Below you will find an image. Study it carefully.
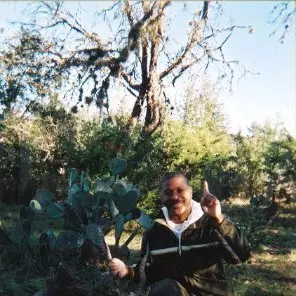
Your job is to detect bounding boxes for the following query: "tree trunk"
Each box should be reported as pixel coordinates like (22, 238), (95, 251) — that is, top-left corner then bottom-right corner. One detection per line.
(143, 75), (160, 134)
(130, 1), (165, 135)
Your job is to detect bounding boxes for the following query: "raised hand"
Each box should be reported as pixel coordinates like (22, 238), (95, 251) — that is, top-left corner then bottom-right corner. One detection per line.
(200, 181), (224, 224)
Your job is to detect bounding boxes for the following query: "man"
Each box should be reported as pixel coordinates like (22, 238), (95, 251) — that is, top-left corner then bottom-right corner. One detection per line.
(109, 173), (251, 296)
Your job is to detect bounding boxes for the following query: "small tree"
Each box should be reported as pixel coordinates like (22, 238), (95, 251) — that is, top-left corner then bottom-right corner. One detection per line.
(232, 122), (289, 198)
(183, 80), (227, 132)
(264, 135), (296, 202)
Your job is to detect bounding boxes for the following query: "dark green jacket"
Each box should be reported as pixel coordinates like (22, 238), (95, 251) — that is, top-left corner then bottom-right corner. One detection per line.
(134, 212), (251, 296)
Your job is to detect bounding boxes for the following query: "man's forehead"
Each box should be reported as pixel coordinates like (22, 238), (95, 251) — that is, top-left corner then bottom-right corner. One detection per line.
(163, 176), (188, 188)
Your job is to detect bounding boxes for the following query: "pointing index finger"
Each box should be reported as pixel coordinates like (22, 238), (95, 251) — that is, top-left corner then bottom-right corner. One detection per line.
(203, 180), (209, 193)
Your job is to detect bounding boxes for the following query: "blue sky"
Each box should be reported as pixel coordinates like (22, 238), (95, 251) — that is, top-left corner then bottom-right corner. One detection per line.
(220, 1), (295, 136)
(1, 1), (295, 136)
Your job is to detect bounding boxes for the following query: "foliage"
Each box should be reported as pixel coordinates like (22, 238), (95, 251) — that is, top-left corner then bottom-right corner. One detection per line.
(183, 80), (227, 132)
(0, 104), (137, 203)
(159, 111), (233, 199)
(65, 114), (140, 176)
(229, 122), (289, 199)
(0, 101), (79, 203)
(0, 76), (25, 115)
(264, 134), (296, 200)
(1, 93), (295, 212)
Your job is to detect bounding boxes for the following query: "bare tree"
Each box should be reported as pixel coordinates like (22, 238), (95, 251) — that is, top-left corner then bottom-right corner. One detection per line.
(269, 0), (296, 42)
(0, 1), (250, 135)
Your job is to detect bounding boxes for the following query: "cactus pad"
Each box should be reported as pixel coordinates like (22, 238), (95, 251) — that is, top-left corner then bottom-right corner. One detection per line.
(35, 188), (55, 209)
(109, 158), (127, 176)
(115, 189), (139, 214)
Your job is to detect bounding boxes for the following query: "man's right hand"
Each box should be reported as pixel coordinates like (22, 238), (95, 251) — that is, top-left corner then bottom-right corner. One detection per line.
(200, 181), (224, 224)
(108, 258), (132, 279)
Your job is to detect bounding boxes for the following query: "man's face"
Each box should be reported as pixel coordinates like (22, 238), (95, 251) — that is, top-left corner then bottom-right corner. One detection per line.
(161, 176), (193, 222)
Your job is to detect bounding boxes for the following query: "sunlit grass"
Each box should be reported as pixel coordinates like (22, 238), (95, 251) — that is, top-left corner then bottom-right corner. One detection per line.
(224, 198), (296, 296)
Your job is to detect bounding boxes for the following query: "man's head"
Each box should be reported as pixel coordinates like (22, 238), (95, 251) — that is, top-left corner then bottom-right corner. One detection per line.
(160, 173), (193, 223)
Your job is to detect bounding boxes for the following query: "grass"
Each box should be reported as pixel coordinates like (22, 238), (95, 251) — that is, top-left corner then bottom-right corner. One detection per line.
(223, 199), (296, 296)
(0, 198), (296, 295)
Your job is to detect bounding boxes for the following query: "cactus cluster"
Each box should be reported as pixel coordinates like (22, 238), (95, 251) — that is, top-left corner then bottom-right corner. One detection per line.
(0, 157), (154, 271)
(30, 188), (64, 219)
(0, 157), (156, 296)
(4, 157), (154, 265)
(63, 157), (153, 247)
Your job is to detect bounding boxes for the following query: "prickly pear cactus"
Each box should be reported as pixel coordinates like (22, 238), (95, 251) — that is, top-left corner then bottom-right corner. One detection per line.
(35, 188), (55, 208)
(56, 231), (85, 249)
(83, 177), (91, 192)
(67, 169), (91, 204)
(108, 199), (120, 219)
(11, 220), (31, 244)
(94, 179), (112, 194)
(19, 205), (36, 221)
(113, 182), (127, 196)
(115, 189), (140, 215)
(114, 212), (134, 246)
(68, 168), (79, 187)
(67, 183), (81, 205)
(46, 202), (64, 219)
(29, 188), (56, 217)
(63, 204), (85, 231)
(45, 163), (153, 258)
(85, 223), (104, 247)
(136, 211), (154, 229)
(114, 214), (125, 246)
(46, 230), (57, 249)
(30, 199), (43, 213)
(83, 193), (98, 211)
(109, 157), (127, 176)
(71, 191), (84, 209)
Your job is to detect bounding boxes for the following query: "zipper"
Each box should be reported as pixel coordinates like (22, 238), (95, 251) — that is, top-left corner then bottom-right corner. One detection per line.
(178, 233), (182, 255)
(178, 233), (184, 278)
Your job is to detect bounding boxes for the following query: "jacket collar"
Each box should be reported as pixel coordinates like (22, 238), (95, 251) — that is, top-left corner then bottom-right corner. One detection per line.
(155, 200), (204, 229)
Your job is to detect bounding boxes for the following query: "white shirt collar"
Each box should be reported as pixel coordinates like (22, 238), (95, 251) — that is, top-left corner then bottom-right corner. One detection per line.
(161, 200), (204, 238)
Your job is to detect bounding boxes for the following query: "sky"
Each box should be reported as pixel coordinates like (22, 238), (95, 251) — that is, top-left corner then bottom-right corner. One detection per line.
(0, 1), (295, 136)
(220, 1), (295, 136)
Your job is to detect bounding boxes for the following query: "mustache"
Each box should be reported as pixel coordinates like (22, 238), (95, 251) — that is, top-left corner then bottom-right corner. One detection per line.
(164, 198), (184, 207)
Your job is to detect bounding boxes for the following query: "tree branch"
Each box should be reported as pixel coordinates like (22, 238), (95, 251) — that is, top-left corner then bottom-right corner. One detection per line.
(121, 71), (140, 90)
(159, 1), (208, 81)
